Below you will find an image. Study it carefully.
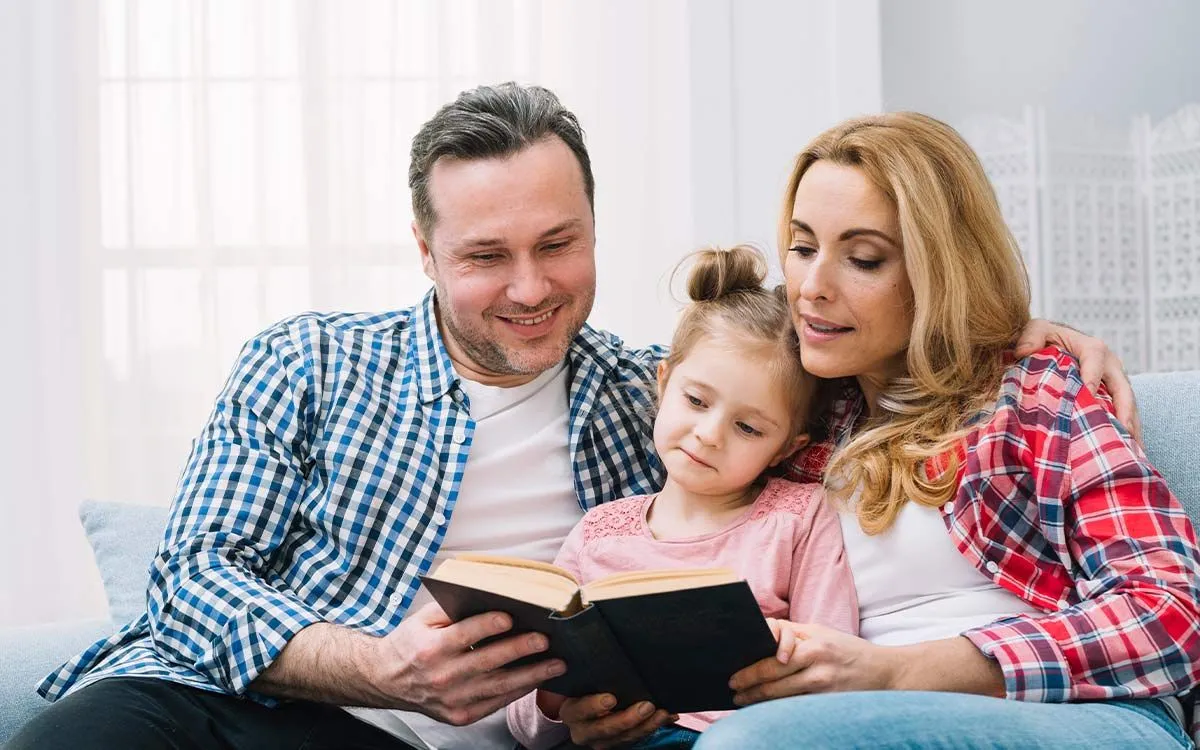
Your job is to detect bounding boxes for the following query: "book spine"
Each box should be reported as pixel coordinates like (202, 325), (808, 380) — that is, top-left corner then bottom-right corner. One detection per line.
(540, 606), (653, 709)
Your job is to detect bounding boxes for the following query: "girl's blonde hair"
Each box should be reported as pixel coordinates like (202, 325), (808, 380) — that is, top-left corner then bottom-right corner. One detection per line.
(777, 112), (1031, 534)
(664, 245), (814, 439)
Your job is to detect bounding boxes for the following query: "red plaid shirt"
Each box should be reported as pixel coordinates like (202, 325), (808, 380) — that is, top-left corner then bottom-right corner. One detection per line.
(784, 347), (1200, 707)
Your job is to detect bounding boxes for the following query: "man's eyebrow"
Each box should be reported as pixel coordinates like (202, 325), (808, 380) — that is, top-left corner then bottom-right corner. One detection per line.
(459, 219), (583, 249)
(790, 220), (898, 247)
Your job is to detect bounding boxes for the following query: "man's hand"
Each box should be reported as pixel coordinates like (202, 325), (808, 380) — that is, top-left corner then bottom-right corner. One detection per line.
(364, 603), (567, 725)
(557, 694), (676, 749)
(1015, 319), (1142, 444)
(255, 603), (564, 725)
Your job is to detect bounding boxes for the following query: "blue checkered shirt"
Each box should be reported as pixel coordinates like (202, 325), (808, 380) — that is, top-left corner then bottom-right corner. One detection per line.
(39, 290), (667, 702)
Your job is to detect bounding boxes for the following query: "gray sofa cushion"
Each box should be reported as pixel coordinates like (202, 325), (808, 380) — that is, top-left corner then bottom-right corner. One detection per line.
(78, 500), (169, 625)
(1130, 371), (1200, 522)
(0, 618), (114, 745)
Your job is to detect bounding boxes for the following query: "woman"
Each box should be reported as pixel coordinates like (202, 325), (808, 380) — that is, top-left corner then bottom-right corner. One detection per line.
(563, 113), (1200, 749)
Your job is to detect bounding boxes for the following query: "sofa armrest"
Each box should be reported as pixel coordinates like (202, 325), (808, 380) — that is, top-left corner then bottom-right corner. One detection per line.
(0, 618), (114, 744)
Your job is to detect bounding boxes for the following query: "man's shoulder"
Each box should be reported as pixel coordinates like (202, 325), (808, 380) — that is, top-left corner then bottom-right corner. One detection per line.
(573, 324), (667, 384)
(248, 308), (419, 362)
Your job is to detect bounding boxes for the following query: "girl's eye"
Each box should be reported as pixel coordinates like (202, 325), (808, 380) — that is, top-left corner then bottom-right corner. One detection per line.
(850, 257), (883, 271)
(736, 422), (762, 436)
(685, 394), (703, 407)
(788, 245), (816, 258)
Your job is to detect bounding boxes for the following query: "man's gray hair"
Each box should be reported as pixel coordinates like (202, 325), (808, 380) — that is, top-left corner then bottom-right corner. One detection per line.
(408, 82), (595, 234)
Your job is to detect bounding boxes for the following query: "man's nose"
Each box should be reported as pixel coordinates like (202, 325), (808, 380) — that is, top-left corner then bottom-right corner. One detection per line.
(507, 257), (552, 308)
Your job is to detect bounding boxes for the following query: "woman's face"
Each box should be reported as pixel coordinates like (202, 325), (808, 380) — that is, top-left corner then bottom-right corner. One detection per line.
(783, 161), (914, 402)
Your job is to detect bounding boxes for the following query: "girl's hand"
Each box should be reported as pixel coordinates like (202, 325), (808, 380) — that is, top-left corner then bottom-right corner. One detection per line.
(558, 694), (676, 749)
(535, 688), (567, 720)
(765, 618), (808, 664)
(731, 623), (901, 705)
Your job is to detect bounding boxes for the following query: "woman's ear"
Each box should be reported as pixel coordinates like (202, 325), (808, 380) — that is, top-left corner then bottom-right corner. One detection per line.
(771, 433), (811, 466)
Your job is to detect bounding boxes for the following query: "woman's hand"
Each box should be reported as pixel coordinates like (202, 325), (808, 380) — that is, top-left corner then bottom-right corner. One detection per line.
(731, 623), (901, 705)
(1015, 319), (1142, 444)
(732, 625), (1006, 705)
(557, 694), (676, 749)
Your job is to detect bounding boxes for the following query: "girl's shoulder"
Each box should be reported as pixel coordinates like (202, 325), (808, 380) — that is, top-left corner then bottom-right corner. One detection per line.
(580, 494), (651, 543)
(747, 478), (825, 522)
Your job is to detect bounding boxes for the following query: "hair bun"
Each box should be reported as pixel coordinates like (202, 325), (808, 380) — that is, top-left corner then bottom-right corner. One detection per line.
(684, 244), (768, 303)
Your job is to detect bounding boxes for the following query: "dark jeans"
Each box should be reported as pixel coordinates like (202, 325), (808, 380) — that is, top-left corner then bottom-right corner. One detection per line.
(8, 677), (420, 750)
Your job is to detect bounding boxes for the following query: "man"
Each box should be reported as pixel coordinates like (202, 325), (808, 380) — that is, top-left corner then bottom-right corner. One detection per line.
(11, 83), (1136, 750)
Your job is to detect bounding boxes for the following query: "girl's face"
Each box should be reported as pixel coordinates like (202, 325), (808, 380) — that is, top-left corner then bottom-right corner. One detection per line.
(654, 337), (806, 501)
(783, 161), (914, 405)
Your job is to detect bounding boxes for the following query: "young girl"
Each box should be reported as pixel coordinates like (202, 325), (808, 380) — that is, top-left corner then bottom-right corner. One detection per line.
(506, 245), (859, 750)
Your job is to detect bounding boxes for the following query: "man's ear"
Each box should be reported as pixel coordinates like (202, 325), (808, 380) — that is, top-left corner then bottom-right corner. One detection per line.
(656, 360), (669, 400)
(770, 433), (811, 467)
(413, 221), (436, 281)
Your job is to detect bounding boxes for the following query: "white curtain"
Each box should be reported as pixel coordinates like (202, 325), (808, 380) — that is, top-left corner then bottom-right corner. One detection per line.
(3, 0), (884, 628)
(1, 0), (701, 627)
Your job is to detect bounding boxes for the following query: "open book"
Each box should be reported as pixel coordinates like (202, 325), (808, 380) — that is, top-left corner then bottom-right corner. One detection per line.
(420, 554), (778, 713)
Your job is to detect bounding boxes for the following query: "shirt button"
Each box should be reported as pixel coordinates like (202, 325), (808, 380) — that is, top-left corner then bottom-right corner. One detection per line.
(1059, 597), (1071, 609)
(389, 593), (405, 607)
(985, 561), (1000, 574)
(453, 426), (469, 444)
(433, 512), (448, 526)
(943, 501), (954, 514)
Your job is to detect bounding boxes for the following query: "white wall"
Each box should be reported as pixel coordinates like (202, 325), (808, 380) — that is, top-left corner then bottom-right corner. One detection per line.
(690, 0), (882, 271)
(881, 0), (1200, 123)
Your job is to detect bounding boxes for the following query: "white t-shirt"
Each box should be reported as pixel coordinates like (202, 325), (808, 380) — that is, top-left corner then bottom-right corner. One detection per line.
(840, 495), (1187, 730)
(346, 363), (583, 750)
(838, 499), (1040, 647)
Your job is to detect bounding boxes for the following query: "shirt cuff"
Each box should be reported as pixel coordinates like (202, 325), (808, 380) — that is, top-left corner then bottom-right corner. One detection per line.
(962, 616), (1073, 703)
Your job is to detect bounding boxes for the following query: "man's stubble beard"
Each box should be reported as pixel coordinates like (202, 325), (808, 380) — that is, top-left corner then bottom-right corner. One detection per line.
(436, 285), (595, 377)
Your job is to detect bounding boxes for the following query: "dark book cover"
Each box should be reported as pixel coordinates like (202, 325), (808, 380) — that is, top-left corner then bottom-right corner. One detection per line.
(419, 577), (776, 713)
(419, 576), (652, 706)
(591, 581), (778, 713)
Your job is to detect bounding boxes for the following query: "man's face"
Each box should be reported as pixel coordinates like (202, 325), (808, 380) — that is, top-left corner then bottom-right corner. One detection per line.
(415, 137), (597, 386)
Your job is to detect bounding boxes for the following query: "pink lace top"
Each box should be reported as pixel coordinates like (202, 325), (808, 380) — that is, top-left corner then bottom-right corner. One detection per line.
(507, 477), (858, 749)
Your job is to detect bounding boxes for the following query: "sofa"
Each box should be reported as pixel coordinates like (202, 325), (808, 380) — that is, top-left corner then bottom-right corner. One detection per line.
(3, 371), (1198, 745)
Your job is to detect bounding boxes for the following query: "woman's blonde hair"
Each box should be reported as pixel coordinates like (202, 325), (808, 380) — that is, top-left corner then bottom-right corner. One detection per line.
(777, 112), (1031, 534)
(664, 245), (814, 439)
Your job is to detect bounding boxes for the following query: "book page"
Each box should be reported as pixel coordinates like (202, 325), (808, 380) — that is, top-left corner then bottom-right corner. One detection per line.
(427, 555), (582, 612)
(582, 567), (739, 602)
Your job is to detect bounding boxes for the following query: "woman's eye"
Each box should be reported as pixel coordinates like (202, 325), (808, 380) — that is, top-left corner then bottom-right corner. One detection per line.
(850, 257), (883, 270)
(788, 245), (816, 258)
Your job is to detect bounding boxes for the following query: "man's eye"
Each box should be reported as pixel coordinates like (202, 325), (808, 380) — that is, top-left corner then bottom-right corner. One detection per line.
(543, 241), (569, 252)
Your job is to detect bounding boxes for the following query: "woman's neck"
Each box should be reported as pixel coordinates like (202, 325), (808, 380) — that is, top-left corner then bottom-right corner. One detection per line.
(646, 478), (761, 540)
